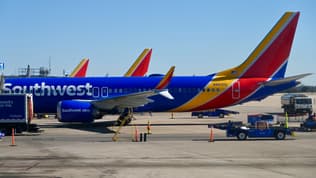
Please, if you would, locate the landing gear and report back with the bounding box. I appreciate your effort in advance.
[116,108,135,126]
[112,108,135,141]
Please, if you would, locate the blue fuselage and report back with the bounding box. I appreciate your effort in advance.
[4,75,297,114]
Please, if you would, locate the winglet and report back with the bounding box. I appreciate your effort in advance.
[124,48,152,77]
[158,90,174,100]
[70,58,89,77]
[155,66,175,89]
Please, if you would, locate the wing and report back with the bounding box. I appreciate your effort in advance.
[91,66,175,111]
[91,89,171,110]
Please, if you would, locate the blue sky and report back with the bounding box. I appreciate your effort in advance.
[0,0,315,85]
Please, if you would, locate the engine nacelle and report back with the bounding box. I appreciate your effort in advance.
[57,100,96,123]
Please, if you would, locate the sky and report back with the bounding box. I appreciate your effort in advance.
[0,0,315,85]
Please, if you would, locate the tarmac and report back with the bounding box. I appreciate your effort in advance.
[0,93,316,178]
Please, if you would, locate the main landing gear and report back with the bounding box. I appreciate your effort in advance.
[112,108,135,141]
[116,108,135,126]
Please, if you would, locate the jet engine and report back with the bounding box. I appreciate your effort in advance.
[57,100,100,123]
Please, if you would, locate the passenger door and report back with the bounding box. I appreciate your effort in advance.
[232,81,240,99]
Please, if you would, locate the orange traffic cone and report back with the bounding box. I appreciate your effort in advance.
[134,125,139,142]
[11,128,16,146]
[147,120,152,134]
[209,126,214,142]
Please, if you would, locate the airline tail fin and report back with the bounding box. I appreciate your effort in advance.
[69,58,89,77]
[215,12,300,80]
[124,48,152,77]
[155,66,175,90]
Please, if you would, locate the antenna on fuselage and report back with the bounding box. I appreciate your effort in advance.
[0,62,5,93]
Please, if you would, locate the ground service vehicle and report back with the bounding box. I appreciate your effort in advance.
[300,114,316,131]
[0,94,33,135]
[247,114,274,125]
[192,109,239,118]
[281,93,313,114]
[210,120,293,140]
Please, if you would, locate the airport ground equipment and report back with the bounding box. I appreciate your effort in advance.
[281,93,312,114]
[300,114,316,131]
[274,112,307,123]
[192,109,239,118]
[209,120,293,140]
[0,94,34,135]
[247,114,274,126]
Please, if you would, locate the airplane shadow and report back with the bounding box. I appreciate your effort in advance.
[135,123,210,126]
[39,120,116,134]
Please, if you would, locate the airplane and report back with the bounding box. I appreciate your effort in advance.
[2,12,310,125]
[2,48,152,119]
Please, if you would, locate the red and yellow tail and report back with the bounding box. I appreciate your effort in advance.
[171,12,300,112]
[69,58,89,77]
[155,66,175,90]
[124,48,152,77]
[215,12,299,80]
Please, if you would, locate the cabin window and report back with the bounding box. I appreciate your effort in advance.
[101,87,108,97]
[93,87,99,97]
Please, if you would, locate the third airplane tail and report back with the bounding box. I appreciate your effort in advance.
[214,12,300,80]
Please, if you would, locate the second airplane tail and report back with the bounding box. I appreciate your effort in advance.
[214,12,300,80]
[124,48,152,77]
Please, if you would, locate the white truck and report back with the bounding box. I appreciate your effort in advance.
[281,93,313,114]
